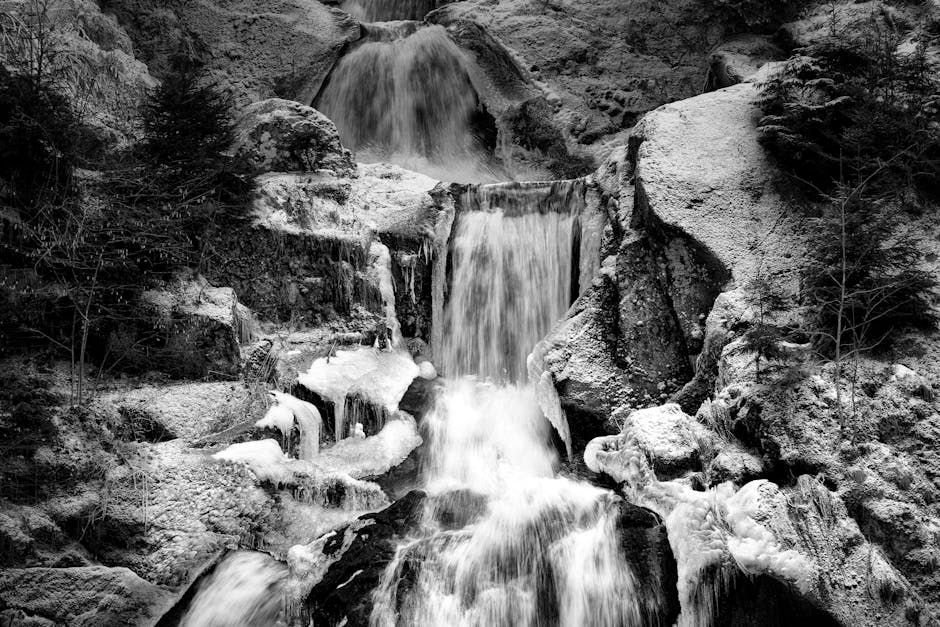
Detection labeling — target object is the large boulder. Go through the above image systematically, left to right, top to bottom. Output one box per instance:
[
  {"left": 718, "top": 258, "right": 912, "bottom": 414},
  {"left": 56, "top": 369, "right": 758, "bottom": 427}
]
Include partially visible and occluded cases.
[
  {"left": 707, "top": 35, "right": 784, "bottom": 89},
  {"left": 233, "top": 99, "right": 355, "bottom": 176},
  {"left": 208, "top": 163, "right": 451, "bottom": 339},
  {"left": 106, "top": 274, "right": 250, "bottom": 379},
  {"left": 304, "top": 490, "right": 427, "bottom": 625},
  {"left": 0, "top": 565, "right": 172, "bottom": 626}
]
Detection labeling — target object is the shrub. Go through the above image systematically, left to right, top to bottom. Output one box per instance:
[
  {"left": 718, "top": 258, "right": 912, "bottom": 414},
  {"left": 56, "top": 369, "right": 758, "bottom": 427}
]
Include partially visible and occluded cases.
[
  {"left": 700, "top": 0, "right": 806, "bottom": 32},
  {"left": 757, "top": 19, "right": 940, "bottom": 203},
  {"left": 103, "top": 58, "right": 252, "bottom": 274},
  {"left": 0, "top": 66, "right": 91, "bottom": 211},
  {"left": 803, "top": 192, "right": 936, "bottom": 356}
]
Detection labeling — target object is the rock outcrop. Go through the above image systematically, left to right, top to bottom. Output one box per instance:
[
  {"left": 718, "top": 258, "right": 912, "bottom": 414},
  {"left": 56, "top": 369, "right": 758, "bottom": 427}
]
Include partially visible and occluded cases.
[
  {"left": 100, "top": 0, "right": 360, "bottom": 106},
  {"left": 428, "top": 0, "right": 721, "bottom": 147},
  {"left": 233, "top": 99, "right": 355, "bottom": 176},
  {"left": 106, "top": 274, "right": 251, "bottom": 379},
  {"left": 0, "top": 565, "right": 172, "bottom": 626}
]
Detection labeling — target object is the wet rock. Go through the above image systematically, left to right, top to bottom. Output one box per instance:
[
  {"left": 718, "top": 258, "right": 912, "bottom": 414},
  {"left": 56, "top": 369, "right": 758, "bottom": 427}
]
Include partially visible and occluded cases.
[
  {"left": 233, "top": 98, "right": 355, "bottom": 176},
  {"left": 427, "top": 489, "right": 488, "bottom": 530},
  {"left": 306, "top": 490, "right": 427, "bottom": 626},
  {"left": 615, "top": 502, "right": 681, "bottom": 625},
  {"left": 0, "top": 565, "right": 173, "bottom": 626}
]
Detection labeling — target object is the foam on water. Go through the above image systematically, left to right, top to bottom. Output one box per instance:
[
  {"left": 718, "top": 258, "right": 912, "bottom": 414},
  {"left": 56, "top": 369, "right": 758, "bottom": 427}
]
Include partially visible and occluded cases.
[{"left": 370, "top": 378, "right": 650, "bottom": 626}]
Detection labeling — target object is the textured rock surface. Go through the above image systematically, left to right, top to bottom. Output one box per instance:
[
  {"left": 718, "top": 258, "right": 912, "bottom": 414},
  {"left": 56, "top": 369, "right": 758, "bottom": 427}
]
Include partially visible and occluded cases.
[
  {"left": 0, "top": 0, "right": 156, "bottom": 143},
  {"left": 101, "top": 0, "right": 360, "bottom": 106},
  {"left": 429, "top": 0, "right": 720, "bottom": 147},
  {"left": 707, "top": 34, "right": 784, "bottom": 89},
  {"left": 233, "top": 98, "right": 355, "bottom": 176},
  {"left": 210, "top": 163, "right": 447, "bottom": 334},
  {"left": 107, "top": 274, "right": 250, "bottom": 379},
  {"left": 0, "top": 565, "right": 172, "bottom": 626}
]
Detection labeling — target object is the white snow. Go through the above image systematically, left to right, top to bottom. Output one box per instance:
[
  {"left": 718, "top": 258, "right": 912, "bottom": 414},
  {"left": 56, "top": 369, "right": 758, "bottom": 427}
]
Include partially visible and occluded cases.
[{"left": 212, "top": 439, "right": 291, "bottom": 484}]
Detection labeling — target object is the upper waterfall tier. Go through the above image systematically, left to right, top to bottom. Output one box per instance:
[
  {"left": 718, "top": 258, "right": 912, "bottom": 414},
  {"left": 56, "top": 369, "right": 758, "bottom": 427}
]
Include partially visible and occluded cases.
[
  {"left": 341, "top": 0, "right": 438, "bottom": 22},
  {"left": 314, "top": 24, "right": 502, "bottom": 183},
  {"left": 438, "top": 180, "right": 605, "bottom": 383}
]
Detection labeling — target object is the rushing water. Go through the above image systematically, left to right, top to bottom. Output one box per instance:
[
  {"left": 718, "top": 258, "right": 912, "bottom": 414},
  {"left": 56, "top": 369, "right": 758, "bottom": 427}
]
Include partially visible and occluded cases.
[
  {"left": 341, "top": 0, "right": 437, "bottom": 22},
  {"left": 314, "top": 24, "right": 502, "bottom": 183},
  {"left": 365, "top": 188, "right": 648, "bottom": 626},
  {"left": 441, "top": 207, "right": 575, "bottom": 383},
  {"left": 177, "top": 552, "right": 287, "bottom": 627}
]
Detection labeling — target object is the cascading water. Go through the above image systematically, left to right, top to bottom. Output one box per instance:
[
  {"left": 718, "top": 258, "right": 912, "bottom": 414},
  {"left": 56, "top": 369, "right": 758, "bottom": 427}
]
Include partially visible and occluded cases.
[
  {"left": 341, "top": 0, "right": 437, "bottom": 22},
  {"left": 314, "top": 24, "right": 502, "bottom": 183},
  {"left": 366, "top": 188, "right": 658, "bottom": 626},
  {"left": 441, "top": 194, "right": 576, "bottom": 382},
  {"left": 175, "top": 551, "right": 287, "bottom": 627}
]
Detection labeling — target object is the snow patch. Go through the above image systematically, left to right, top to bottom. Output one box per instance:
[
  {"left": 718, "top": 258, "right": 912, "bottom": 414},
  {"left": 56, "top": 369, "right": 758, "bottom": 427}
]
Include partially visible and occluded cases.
[{"left": 212, "top": 439, "right": 291, "bottom": 484}]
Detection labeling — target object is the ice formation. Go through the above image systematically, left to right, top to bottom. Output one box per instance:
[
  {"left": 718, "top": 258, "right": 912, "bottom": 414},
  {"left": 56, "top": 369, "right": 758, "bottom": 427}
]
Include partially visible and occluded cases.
[
  {"left": 369, "top": 241, "right": 403, "bottom": 348},
  {"left": 298, "top": 346, "right": 419, "bottom": 441},
  {"left": 255, "top": 391, "right": 323, "bottom": 460},
  {"left": 312, "top": 412, "right": 422, "bottom": 479},
  {"left": 584, "top": 432, "right": 816, "bottom": 627}
]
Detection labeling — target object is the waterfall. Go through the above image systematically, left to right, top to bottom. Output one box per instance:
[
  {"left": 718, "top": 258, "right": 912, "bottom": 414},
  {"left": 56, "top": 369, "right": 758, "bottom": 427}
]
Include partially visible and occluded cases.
[
  {"left": 341, "top": 0, "right": 437, "bottom": 22},
  {"left": 315, "top": 24, "right": 501, "bottom": 183},
  {"left": 365, "top": 182, "right": 653, "bottom": 626},
  {"left": 441, "top": 183, "right": 589, "bottom": 383},
  {"left": 368, "top": 381, "right": 653, "bottom": 626},
  {"left": 176, "top": 552, "right": 287, "bottom": 627}
]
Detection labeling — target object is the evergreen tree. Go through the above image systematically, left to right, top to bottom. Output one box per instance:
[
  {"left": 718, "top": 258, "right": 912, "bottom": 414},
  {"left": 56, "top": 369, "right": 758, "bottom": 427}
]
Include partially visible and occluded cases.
[{"left": 803, "top": 193, "right": 936, "bottom": 355}]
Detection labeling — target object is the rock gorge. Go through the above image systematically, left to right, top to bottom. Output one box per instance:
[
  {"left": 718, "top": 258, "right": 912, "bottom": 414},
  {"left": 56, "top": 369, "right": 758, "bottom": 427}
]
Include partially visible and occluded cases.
[{"left": 1, "top": 0, "right": 939, "bottom": 626}]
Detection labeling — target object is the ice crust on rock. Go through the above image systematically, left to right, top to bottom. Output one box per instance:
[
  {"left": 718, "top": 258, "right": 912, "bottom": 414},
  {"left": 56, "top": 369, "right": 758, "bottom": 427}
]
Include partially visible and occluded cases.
[{"left": 298, "top": 347, "right": 420, "bottom": 440}]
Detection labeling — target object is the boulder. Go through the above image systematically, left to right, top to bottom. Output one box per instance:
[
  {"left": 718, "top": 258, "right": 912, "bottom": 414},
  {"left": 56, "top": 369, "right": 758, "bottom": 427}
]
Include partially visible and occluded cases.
[
  {"left": 707, "top": 35, "right": 784, "bottom": 89},
  {"left": 233, "top": 99, "right": 355, "bottom": 176},
  {"left": 208, "top": 163, "right": 448, "bottom": 334},
  {"left": 107, "top": 274, "right": 250, "bottom": 379},
  {"left": 94, "top": 381, "right": 257, "bottom": 441},
  {"left": 614, "top": 403, "right": 716, "bottom": 479},
  {"left": 305, "top": 490, "right": 427, "bottom": 625},
  {"left": 0, "top": 565, "right": 173, "bottom": 626}
]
